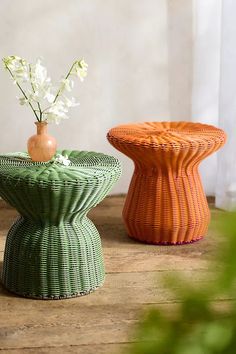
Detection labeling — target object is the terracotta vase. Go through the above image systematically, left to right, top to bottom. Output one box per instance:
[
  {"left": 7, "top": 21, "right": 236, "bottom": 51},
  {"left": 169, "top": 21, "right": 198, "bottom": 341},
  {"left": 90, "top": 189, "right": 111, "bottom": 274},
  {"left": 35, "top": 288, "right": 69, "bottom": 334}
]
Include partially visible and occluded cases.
[{"left": 27, "top": 122, "right": 57, "bottom": 162}]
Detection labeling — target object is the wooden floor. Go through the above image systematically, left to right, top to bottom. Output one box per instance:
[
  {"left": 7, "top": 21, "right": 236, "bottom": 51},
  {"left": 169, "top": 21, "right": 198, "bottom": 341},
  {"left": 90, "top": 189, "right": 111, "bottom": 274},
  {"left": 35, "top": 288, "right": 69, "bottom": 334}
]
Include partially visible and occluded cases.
[{"left": 0, "top": 196, "right": 225, "bottom": 353}]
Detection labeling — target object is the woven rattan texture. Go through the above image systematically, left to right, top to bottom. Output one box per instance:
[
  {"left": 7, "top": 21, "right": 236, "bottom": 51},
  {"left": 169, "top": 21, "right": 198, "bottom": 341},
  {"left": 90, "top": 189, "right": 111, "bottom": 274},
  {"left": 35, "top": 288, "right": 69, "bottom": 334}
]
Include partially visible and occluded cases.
[
  {"left": 107, "top": 121, "right": 226, "bottom": 244},
  {"left": 0, "top": 150, "right": 122, "bottom": 299}
]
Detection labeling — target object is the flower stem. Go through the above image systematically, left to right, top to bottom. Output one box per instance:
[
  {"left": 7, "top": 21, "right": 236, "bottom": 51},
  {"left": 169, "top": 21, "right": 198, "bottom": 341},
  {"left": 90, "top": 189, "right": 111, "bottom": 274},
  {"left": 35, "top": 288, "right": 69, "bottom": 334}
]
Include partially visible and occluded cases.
[
  {"left": 53, "top": 61, "right": 77, "bottom": 104},
  {"left": 29, "top": 64, "right": 43, "bottom": 122},
  {"left": 6, "top": 66, "right": 40, "bottom": 122},
  {"left": 41, "top": 105, "right": 51, "bottom": 113}
]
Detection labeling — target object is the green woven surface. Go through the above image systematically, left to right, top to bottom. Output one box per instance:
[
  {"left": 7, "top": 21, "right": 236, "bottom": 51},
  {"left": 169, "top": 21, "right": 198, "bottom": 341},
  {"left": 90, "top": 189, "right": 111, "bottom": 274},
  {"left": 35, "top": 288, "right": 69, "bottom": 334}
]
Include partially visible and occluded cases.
[{"left": 0, "top": 150, "right": 122, "bottom": 299}]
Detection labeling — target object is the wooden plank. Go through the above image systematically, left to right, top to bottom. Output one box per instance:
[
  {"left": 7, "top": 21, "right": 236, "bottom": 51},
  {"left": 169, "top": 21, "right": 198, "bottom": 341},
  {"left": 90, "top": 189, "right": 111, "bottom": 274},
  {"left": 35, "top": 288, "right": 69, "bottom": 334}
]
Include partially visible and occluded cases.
[
  {"left": 104, "top": 250, "right": 211, "bottom": 273},
  {"left": 0, "top": 270, "right": 216, "bottom": 307},
  {"left": 0, "top": 299, "right": 234, "bottom": 350},
  {"left": 0, "top": 301, "right": 143, "bottom": 349},
  {"left": 0, "top": 323, "right": 133, "bottom": 349},
  {"left": 0, "top": 343, "right": 131, "bottom": 354}
]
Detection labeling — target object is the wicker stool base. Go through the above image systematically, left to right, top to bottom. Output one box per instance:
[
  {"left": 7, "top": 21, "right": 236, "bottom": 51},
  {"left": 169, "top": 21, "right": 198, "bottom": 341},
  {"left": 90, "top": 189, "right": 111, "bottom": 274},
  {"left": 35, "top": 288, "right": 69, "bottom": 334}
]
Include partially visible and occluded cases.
[
  {"left": 122, "top": 171, "right": 210, "bottom": 244},
  {"left": 2, "top": 216, "right": 105, "bottom": 299},
  {"left": 128, "top": 234, "right": 203, "bottom": 245},
  {"left": 2, "top": 284, "right": 103, "bottom": 300}
]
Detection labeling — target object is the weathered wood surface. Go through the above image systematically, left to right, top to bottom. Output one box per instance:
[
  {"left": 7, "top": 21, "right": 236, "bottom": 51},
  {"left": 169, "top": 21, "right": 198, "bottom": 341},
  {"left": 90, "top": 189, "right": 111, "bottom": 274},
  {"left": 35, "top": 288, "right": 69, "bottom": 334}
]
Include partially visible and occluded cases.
[{"left": 0, "top": 196, "right": 227, "bottom": 353}]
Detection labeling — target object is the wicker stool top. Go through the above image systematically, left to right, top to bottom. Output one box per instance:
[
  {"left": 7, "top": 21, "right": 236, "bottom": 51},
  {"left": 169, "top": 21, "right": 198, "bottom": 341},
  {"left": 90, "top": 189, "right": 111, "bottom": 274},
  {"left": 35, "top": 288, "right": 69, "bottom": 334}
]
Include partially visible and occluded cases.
[
  {"left": 107, "top": 121, "right": 226, "bottom": 151},
  {"left": 0, "top": 150, "right": 121, "bottom": 184}
]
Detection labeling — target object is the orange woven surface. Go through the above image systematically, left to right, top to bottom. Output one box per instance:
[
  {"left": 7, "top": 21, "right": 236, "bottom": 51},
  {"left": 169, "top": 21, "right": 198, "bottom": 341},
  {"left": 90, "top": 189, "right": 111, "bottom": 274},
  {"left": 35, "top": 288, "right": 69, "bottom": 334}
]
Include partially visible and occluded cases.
[{"left": 107, "top": 121, "right": 226, "bottom": 244}]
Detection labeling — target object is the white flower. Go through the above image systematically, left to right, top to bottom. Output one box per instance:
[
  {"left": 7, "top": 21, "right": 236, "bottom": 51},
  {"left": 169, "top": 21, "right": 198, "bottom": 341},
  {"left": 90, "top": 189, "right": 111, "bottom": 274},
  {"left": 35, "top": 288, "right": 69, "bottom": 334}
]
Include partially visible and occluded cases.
[
  {"left": 3, "top": 55, "right": 29, "bottom": 82},
  {"left": 3, "top": 55, "right": 87, "bottom": 125},
  {"left": 3, "top": 55, "right": 24, "bottom": 68},
  {"left": 29, "top": 59, "right": 54, "bottom": 102},
  {"left": 33, "top": 59, "right": 49, "bottom": 85},
  {"left": 73, "top": 59, "right": 88, "bottom": 81},
  {"left": 61, "top": 78, "right": 74, "bottom": 92},
  {"left": 32, "top": 88, "right": 55, "bottom": 104},
  {"left": 27, "top": 90, "right": 46, "bottom": 104},
  {"left": 44, "top": 90, "right": 55, "bottom": 103},
  {"left": 27, "top": 91, "right": 41, "bottom": 103},
  {"left": 17, "top": 96, "right": 28, "bottom": 105},
  {"left": 64, "top": 96, "right": 80, "bottom": 108},
  {"left": 44, "top": 100, "right": 69, "bottom": 124},
  {"left": 55, "top": 154, "right": 71, "bottom": 166}
]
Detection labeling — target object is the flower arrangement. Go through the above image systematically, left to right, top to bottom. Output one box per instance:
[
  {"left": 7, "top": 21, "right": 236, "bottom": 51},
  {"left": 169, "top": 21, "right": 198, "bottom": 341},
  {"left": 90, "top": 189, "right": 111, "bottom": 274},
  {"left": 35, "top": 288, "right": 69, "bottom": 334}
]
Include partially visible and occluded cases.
[{"left": 2, "top": 55, "right": 88, "bottom": 124}]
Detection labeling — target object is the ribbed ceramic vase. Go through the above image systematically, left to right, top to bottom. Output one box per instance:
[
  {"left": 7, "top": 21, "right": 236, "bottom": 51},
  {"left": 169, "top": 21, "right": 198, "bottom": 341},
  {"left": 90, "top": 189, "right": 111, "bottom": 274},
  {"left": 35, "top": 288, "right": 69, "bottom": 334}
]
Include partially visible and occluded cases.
[{"left": 27, "top": 122, "right": 57, "bottom": 162}]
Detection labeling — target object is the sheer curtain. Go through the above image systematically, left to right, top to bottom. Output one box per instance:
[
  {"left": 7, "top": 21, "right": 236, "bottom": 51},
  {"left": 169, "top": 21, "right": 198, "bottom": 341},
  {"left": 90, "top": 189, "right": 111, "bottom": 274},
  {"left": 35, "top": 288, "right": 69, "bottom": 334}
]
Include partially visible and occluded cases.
[
  {"left": 174, "top": 0, "right": 236, "bottom": 211},
  {"left": 191, "top": 0, "right": 222, "bottom": 196},
  {"left": 215, "top": 0, "right": 236, "bottom": 210}
]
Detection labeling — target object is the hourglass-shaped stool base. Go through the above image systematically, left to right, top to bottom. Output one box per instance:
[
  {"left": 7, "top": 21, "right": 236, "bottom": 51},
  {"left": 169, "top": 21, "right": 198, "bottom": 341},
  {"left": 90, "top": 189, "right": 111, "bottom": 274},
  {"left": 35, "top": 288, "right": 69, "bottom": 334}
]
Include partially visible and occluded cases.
[
  {"left": 108, "top": 122, "right": 226, "bottom": 244},
  {"left": 0, "top": 151, "right": 121, "bottom": 299},
  {"left": 3, "top": 216, "right": 104, "bottom": 299}
]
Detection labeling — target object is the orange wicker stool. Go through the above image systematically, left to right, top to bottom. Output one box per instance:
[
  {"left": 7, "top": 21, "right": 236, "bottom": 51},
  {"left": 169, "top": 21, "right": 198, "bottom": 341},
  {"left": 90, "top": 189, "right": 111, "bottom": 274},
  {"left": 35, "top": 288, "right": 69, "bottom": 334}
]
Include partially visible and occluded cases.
[{"left": 107, "top": 121, "right": 226, "bottom": 244}]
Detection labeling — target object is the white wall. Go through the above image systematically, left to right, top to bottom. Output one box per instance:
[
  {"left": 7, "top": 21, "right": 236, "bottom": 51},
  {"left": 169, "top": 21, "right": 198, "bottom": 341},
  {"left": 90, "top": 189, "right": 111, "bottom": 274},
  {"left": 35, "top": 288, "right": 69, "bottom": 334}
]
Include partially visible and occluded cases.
[
  {"left": 0, "top": 0, "right": 222, "bottom": 195},
  {"left": 0, "top": 0, "right": 170, "bottom": 194}
]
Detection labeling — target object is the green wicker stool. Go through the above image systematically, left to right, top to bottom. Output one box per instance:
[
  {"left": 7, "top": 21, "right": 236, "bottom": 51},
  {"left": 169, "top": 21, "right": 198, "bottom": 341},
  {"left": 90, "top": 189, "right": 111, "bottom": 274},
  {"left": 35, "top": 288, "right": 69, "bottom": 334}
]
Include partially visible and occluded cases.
[{"left": 0, "top": 150, "right": 121, "bottom": 299}]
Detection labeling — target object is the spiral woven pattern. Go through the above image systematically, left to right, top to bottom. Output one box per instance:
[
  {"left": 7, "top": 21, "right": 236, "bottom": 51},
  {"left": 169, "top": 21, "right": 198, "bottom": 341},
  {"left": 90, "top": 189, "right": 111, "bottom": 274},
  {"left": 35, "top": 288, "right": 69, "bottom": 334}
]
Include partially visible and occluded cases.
[
  {"left": 107, "top": 121, "right": 226, "bottom": 244},
  {"left": 0, "top": 150, "right": 121, "bottom": 299}
]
